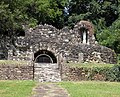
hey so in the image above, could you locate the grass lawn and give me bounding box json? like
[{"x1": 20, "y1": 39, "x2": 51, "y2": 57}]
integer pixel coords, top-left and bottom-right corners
[
  {"x1": 0, "y1": 80, "x2": 36, "y2": 97},
  {"x1": 1, "y1": 80, "x2": 120, "y2": 97},
  {"x1": 66, "y1": 62, "x2": 115, "y2": 68},
  {"x1": 0, "y1": 60, "x2": 30, "y2": 66},
  {"x1": 59, "y1": 81, "x2": 120, "y2": 97}
]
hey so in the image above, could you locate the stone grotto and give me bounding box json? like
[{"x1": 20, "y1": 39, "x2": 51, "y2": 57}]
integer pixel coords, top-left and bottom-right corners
[{"x1": 0, "y1": 20, "x2": 117, "y2": 82}]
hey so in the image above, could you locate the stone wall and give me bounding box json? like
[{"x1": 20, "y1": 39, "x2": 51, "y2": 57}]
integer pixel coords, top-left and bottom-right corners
[
  {"x1": 62, "y1": 64, "x2": 105, "y2": 81},
  {"x1": 66, "y1": 44, "x2": 117, "y2": 64},
  {"x1": 0, "y1": 63, "x2": 61, "y2": 82},
  {"x1": 0, "y1": 64, "x2": 33, "y2": 80},
  {"x1": 7, "y1": 21, "x2": 117, "y2": 64}
]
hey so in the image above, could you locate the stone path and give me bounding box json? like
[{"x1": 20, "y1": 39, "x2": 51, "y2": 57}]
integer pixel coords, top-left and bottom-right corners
[{"x1": 31, "y1": 83, "x2": 70, "y2": 97}]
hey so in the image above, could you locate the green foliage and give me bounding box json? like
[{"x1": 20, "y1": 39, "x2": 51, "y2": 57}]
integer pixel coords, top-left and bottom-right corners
[
  {"x1": 0, "y1": 2, "x2": 15, "y2": 35},
  {"x1": 0, "y1": 0, "x2": 29, "y2": 52},
  {"x1": 118, "y1": 54, "x2": 120, "y2": 63},
  {"x1": 105, "y1": 65, "x2": 120, "y2": 81},
  {"x1": 25, "y1": 0, "x2": 66, "y2": 29},
  {"x1": 0, "y1": 0, "x2": 67, "y2": 49},
  {"x1": 97, "y1": 19, "x2": 120, "y2": 53},
  {"x1": 87, "y1": 64, "x2": 120, "y2": 82},
  {"x1": 67, "y1": 0, "x2": 119, "y2": 27},
  {"x1": 66, "y1": 0, "x2": 120, "y2": 54},
  {"x1": 67, "y1": 63, "x2": 120, "y2": 82}
]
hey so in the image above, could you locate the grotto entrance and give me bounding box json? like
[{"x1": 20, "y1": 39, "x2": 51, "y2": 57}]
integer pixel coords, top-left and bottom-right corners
[
  {"x1": 34, "y1": 50, "x2": 57, "y2": 63},
  {"x1": 34, "y1": 50, "x2": 61, "y2": 82},
  {"x1": 35, "y1": 54, "x2": 53, "y2": 63}
]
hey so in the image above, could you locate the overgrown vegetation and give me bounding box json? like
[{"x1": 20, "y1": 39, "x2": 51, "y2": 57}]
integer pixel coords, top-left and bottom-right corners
[
  {"x1": 59, "y1": 81, "x2": 120, "y2": 97},
  {"x1": 0, "y1": 80, "x2": 36, "y2": 97},
  {"x1": 67, "y1": 63, "x2": 120, "y2": 81}
]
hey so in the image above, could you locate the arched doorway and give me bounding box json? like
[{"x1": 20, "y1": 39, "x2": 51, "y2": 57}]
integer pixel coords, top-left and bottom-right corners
[
  {"x1": 34, "y1": 50, "x2": 61, "y2": 82},
  {"x1": 34, "y1": 50, "x2": 57, "y2": 63},
  {"x1": 35, "y1": 54, "x2": 53, "y2": 63}
]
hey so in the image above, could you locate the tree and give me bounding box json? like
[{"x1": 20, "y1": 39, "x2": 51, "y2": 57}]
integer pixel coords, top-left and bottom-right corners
[
  {"x1": 97, "y1": 18, "x2": 120, "y2": 53},
  {"x1": 66, "y1": 0, "x2": 119, "y2": 28},
  {"x1": 25, "y1": 0, "x2": 67, "y2": 29},
  {"x1": 96, "y1": 0, "x2": 120, "y2": 53},
  {"x1": 0, "y1": 0, "x2": 28, "y2": 56},
  {"x1": 66, "y1": 0, "x2": 120, "y2": 54}
]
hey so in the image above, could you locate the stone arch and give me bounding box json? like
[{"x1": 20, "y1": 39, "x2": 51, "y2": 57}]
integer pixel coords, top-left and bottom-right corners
[
  {"x1": 78, "y1": 20, "x2": 94, "y2": 36},
  {"x1": 73, "y1": 20, "x2": 95, "y2": 44},
  {"x1": 32, "y1": 41, "x2": 61, "y2": 64},
  {"x1": 34, "y1": 50, "x2": 57, "y2": 63},
  {"x1": 0, "y1": 52, "x2": 6, "y2": 60}
]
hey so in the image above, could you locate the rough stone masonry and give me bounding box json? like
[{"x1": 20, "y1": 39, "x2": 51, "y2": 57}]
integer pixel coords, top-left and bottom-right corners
[
  {"x1": 7, "y1": 20, "x2": 117, "y2": 64},
  {"x1": 0, "y1": 20, "x2": 117, "y2": 82}
]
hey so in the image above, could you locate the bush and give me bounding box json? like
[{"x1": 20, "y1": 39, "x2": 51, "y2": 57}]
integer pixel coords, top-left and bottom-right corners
[
  {"x1": 88, "y1": 64, "x2": 120, "y2": 82},
  {"x1": 105, "y1": 65, "x2": 120, "y2": 81},
  {"x1": 117, "y1": 54, "x2": 120, "y2": 64},
  {"x1": 66, "y1": 63, "x2": 120, "y2": 82}
]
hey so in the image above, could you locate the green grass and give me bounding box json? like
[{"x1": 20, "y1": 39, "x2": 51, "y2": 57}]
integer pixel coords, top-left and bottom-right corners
[
  {"x1": 0, "y1": 60, "x2": 30, "y2": 66},
  {"x1": 59, "y1": 81, "x2": 120, "y2": 97},
  {"x1": 0, "y1": 80, "x2": 36, "y2": 97},
  {"x1": 1, "y1": 80, "x2": 120, "y2": 97},
  {"x1": 66, "y1": 62, "x2": 115, "y2": 68}
]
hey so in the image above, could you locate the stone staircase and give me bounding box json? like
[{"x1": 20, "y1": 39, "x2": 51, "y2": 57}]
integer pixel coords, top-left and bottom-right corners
[{"x1": 34, "y1": 63, "x2": 61, "y2": 82}]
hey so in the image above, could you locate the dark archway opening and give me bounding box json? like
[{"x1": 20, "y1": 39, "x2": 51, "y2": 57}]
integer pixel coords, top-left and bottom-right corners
[
  {"x1": 34, "y1": 50, "x2": 57, "y2": 63},
  {"x1": 0, "y1": 52, "x2": 6, "y2": 60},
  {"x1": 16, "y1": 28, "x2": 25, "y2": 37}
]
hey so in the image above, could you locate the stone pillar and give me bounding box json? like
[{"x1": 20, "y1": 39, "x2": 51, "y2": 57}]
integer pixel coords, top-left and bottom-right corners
[
  {"x1": 91, "y1": 35, "x2": 95, "y2": 44},
  {"x1": 8, "y1": 50, "x2": 13, "y2": 60},
  {"x1": 78, "y1": 53, "x2": 84, "y2": 63}
]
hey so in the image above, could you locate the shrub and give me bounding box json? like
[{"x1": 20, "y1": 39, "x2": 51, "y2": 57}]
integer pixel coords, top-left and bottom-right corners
[
  {"x1": 66, "y1": 63, "x2": 120, "y2": 82},
  {"x1": 105, "y1": 65, "x2": 120, "y2": 81},
  {"x1": 88, "y1": 64, "x2": 120, "y2": 81}
]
